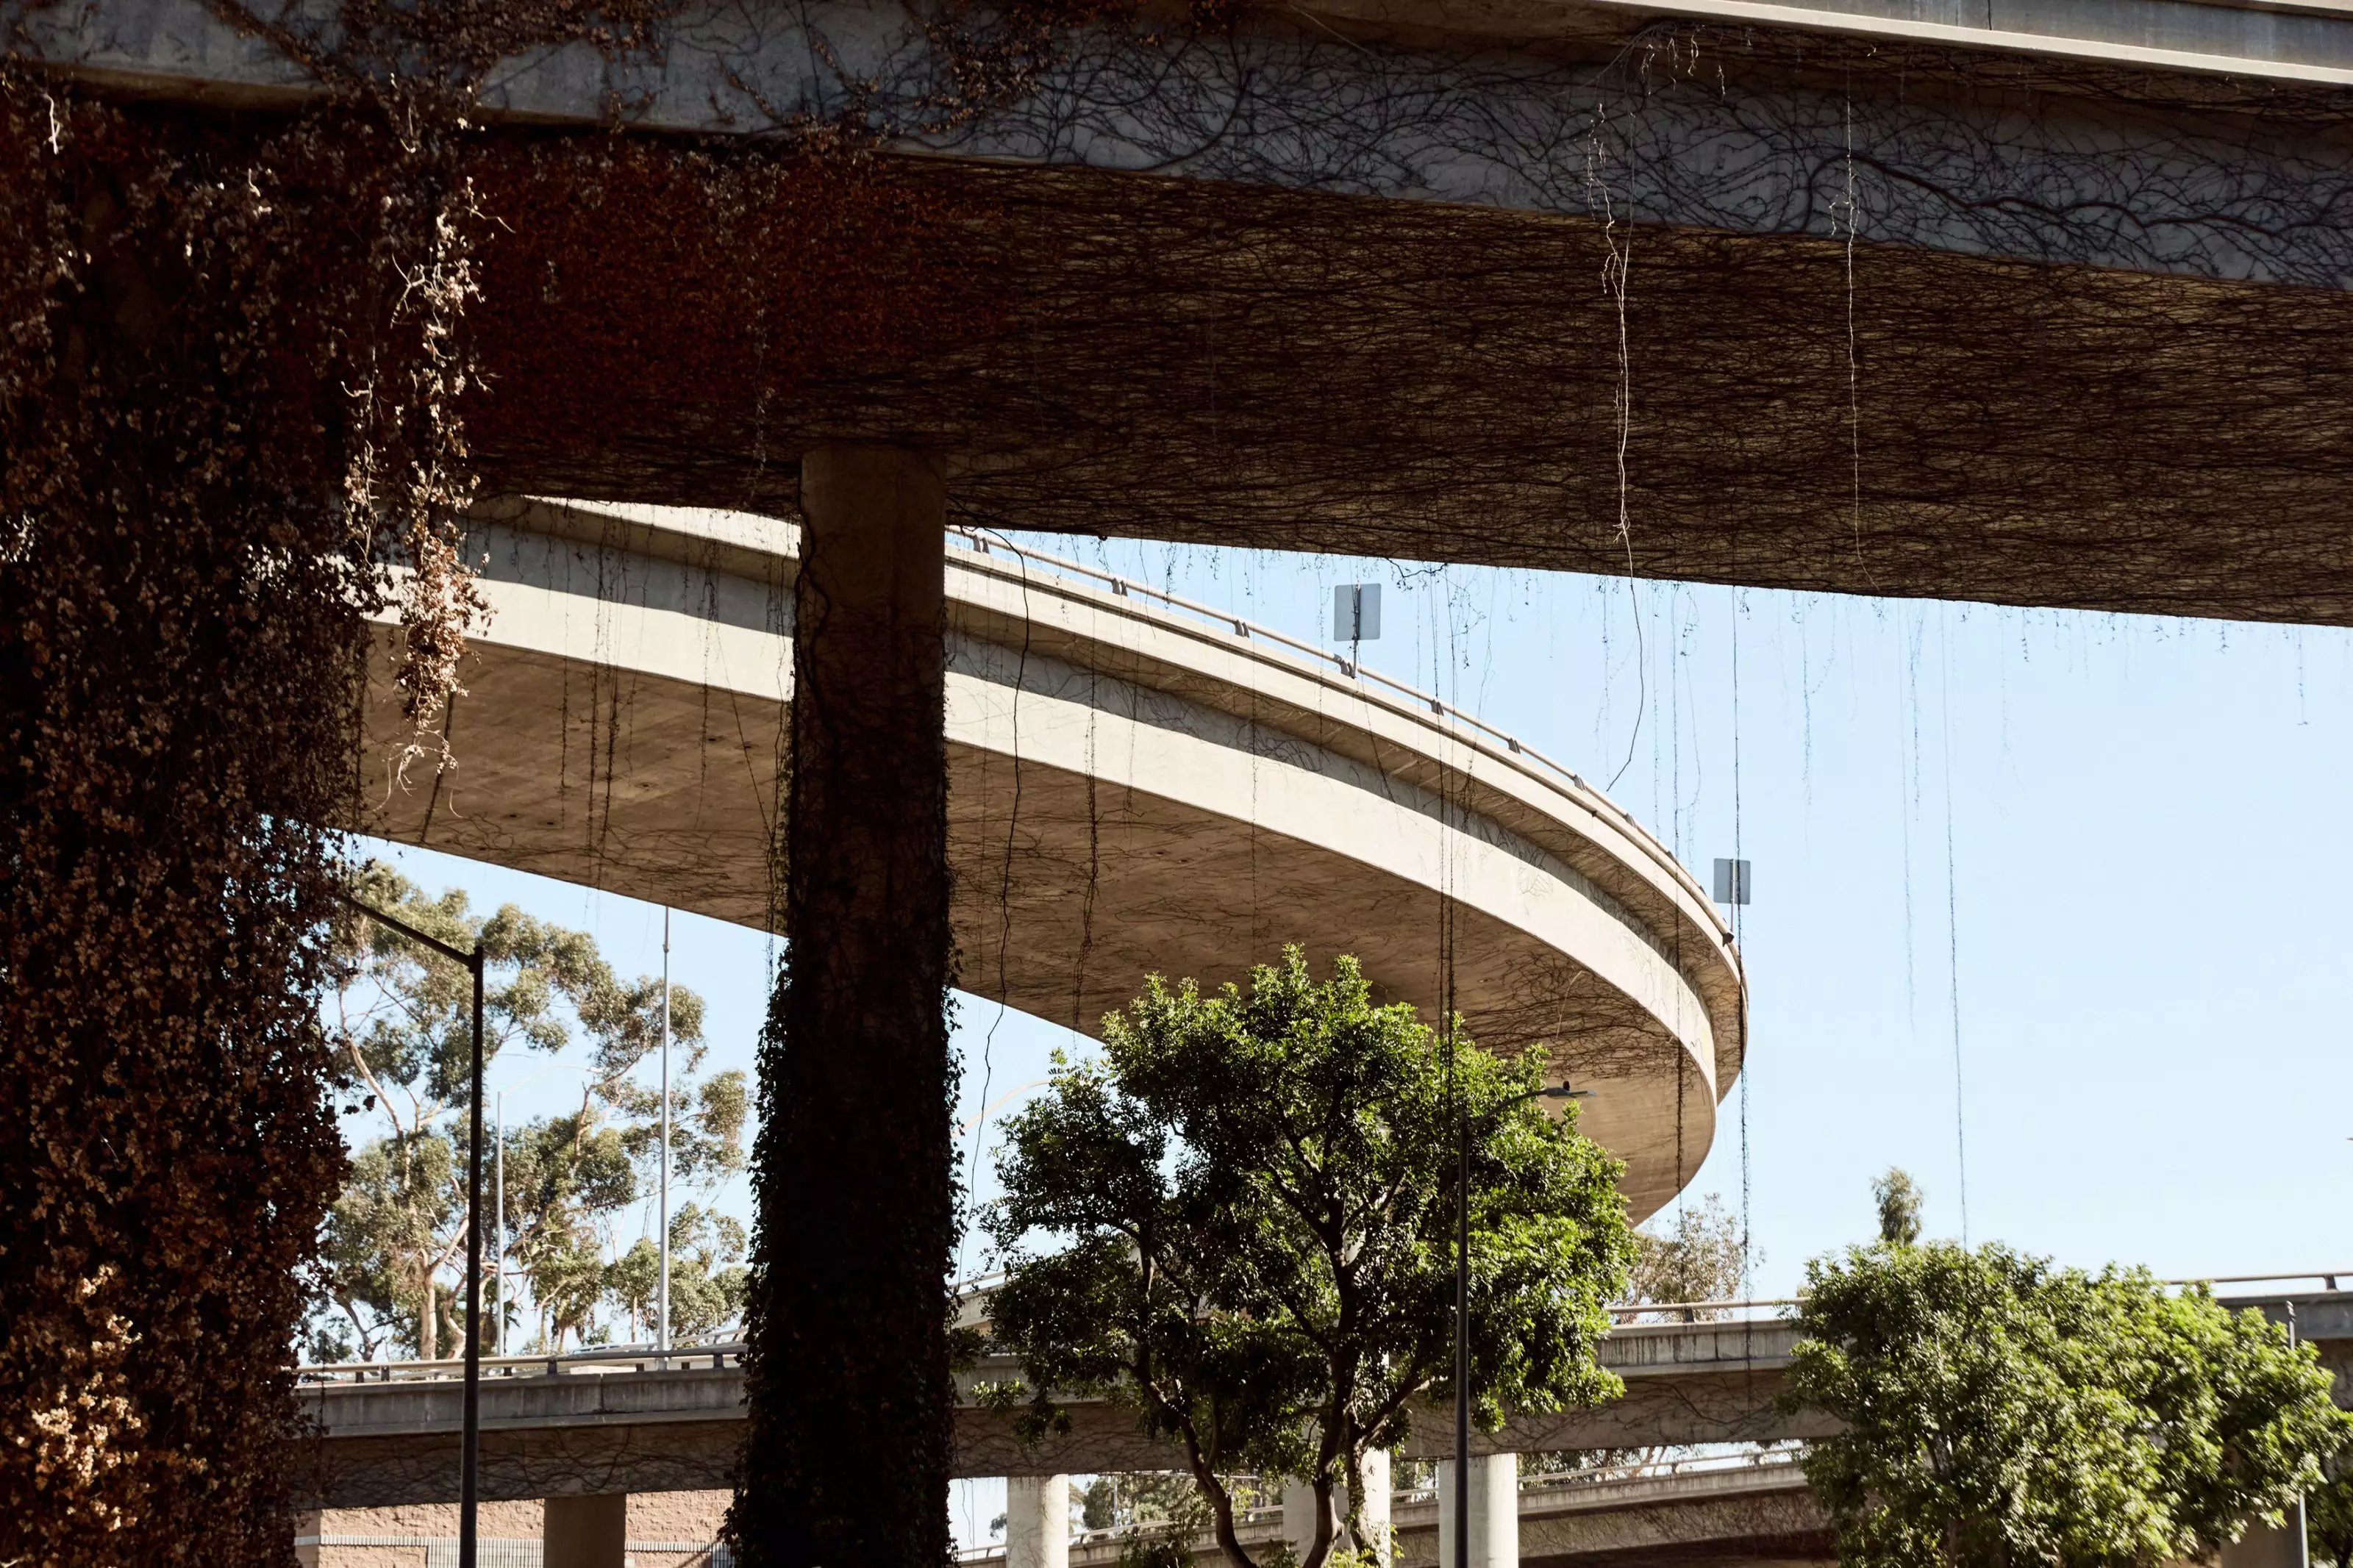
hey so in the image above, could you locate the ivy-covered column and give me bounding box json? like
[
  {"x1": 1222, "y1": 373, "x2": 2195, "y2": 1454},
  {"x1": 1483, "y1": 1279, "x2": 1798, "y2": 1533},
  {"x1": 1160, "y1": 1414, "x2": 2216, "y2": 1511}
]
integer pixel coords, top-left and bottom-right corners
[
  {"x1": 735, "y1": 445, "x2": 954, "y2": 1566},
  {"x1": 0, "y1": 85, "x2": 447, "y2": 1564}
]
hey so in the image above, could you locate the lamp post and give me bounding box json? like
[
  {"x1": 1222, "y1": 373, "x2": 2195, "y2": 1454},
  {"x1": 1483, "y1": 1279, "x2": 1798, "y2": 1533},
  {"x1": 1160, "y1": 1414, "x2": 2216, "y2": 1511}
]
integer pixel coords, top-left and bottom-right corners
[
  {"x1": 494, "y1": 1092, "x2": 504, "y2": 1357},
  {"x1": 658, "y1": 907, "x2": 671, "y2": 1361},
  {"x1": 1452, "y1": 1078, "x2": 1587, "y2": 1568},
  {"x1": 337, "y1": 889, "x2": 487, "y2": 1568}
]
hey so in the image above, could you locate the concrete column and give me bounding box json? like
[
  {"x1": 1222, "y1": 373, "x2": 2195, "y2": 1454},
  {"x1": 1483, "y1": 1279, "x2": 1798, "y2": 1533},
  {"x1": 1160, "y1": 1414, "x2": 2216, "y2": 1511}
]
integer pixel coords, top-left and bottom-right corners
[
  {"x1": 1284, "y1": 1452, "x2": 1393, "y2": 1564},
  {"x1": 1282, "y1": 1478, "x2": 1333, "y2": 1563},
  {"x1": 1357, "y1": 1449, "x2": 1393, "y2": 1566},
  {"x1": 2221, "y1": 1503, "x2": 2309, "y2": 1568},
  {"x1": 1007, "y1": 1475, "x2": 1071, "y2": 1568},
  {"x1": 735, "y1": 445, "x2": 953, "y2": 1565},
  {"x1": 1436, "y1": 1454, "x2": 1518, "y2": 1568},
  {"x1": 543, "y1": 1493, "x2": 626, "y2": 1568}
]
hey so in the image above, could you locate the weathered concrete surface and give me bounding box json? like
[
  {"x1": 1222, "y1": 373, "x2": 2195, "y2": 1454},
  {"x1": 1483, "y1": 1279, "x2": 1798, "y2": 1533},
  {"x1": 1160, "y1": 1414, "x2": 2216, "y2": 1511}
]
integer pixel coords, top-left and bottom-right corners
[
  {"x1": 297, "y1": 1296, "x2": 2353, "y2": 1509},
  {"x1": 360, "y1": 498, "x2": 1742, "y2": 1217},
  {"x1": 296, "y1": 1322, "x2": 1822, "y2": 1507},
  {"x1": 1503, "y1": 1465, "x2": 1828, "y2": 1568},
  {"x1": 20, "y1": 2, "x2": 2353, "y2": 627},
  {"x1": 18, "y1": 0, "x2": 2353, "y2": 318},
  {"x1": 964, "y1": 1461, "x2": 1827, "y2": 1568}
]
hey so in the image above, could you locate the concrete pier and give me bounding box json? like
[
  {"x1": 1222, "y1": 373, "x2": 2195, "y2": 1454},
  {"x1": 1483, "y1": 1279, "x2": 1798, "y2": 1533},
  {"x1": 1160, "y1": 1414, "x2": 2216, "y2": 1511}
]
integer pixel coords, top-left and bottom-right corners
[
  {"x1": 738, "y1": 446, "x2": 955, "y2": 1563},
  {"x1": 1007, "y1": 1475, "x2": 1072, "y2": 1568},
  {"x1": 1438, "y1": 1454, "x2": 1520, "y2": 1568}
]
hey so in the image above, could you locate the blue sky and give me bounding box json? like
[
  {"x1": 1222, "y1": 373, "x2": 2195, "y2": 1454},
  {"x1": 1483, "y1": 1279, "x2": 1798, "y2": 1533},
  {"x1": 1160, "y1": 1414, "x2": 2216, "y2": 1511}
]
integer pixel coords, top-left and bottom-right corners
[{"x1": 357, "y1": 536, "x2": 2353, "y2": 1314}]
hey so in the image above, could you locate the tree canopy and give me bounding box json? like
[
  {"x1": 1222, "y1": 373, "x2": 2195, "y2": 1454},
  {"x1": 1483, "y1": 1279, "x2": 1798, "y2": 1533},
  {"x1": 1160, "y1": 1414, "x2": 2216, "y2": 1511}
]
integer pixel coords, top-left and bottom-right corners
[
  {"x1": 984, "y1": 948, "x2": 1635, "y2": 1568},
  {"x1": 1871, "y1": 1167, "x2": 1923, "y2": 1248},
  {"x1": 307, "y1": 864, "x2": 747, "y2": 1361},
  {"x1": 1785, "y1": 1231, "x2": 2347, "y2": 1568}
]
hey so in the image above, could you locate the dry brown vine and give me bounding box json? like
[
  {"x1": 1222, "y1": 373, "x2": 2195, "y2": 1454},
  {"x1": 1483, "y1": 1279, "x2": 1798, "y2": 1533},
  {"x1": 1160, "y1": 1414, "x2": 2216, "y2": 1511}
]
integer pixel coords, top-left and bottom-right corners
[{"x1": 0, "y1": 83, "x2": 438, "y2": 1564}]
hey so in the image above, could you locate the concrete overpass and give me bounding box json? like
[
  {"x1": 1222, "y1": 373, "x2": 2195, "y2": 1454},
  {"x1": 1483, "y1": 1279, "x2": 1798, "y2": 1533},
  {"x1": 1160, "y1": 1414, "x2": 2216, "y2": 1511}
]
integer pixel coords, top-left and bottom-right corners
[
  {"x1": 296, "y1": 1317, "x2": 1821, "y2": 1510},
  {"x1": 27, "y1": 2, "x2": 2353, "y2": 1556},
  {"x1": 295, "y1": 1288, "x2": 2353, "y2": 1509},
  {"x1": 957, "y1": 1454, "x2": 1827, "y2": 1568},
  {"x1": 295, "y1": 1288, "x2": 2349, "y2": 1562},
  {"x1": 356, "y1": 497, "x2": 1744, "y2": 1216},
  {"x1": 18, "y1": 0, "x2": 2353, "y2": 624}
]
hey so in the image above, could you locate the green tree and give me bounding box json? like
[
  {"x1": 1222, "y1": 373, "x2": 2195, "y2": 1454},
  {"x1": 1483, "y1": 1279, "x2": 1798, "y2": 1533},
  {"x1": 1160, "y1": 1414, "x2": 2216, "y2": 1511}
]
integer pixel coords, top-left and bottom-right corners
[
  {"x1": 2310, "y1": 1447, "x2": 2353, "y2": 1566},
  {"x1": 1785, "y1": 1236, "x2": 2347, "y2": 1567},
  {"x1": 306, "y1": 864, "x2": 747, "y2": 1361},
  {"x1": 1629, "y1": 1191, "x2": 1749, "y2": 1315},
  {"x1": 1527, "y1": 1191, "x2": 1756, "y2": 1480},
  {"x1": 1871, "y1": 1167, "x2": 1924, "y2": 1247},
  {"x1": 1077, "y1": 1472, "x2": 1243, "y2": 1568},
  {"x1": 608, "y1": 1203, "x2": 750, "y2": 1342},
  {"x1": 985, "y1": 948, "x2": 1635, "y2": 1568}
]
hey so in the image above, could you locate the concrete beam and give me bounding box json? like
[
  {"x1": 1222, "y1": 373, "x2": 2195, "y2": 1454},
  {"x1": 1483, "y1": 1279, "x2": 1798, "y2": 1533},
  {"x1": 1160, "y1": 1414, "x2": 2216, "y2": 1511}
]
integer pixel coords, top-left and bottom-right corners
[
  {"x1": 13, "y1": 0, "x2": 2352, "y2": 285},
  {"x1": 293, "y1": 1322, "x2": 1821, "y2": 1508},
  {"x1": 21, "y1": 7, "x2": 2353, "y2": 625},
  {"x1": 296, "y1": 1297, "x2": 2353, "y2": 1509}
]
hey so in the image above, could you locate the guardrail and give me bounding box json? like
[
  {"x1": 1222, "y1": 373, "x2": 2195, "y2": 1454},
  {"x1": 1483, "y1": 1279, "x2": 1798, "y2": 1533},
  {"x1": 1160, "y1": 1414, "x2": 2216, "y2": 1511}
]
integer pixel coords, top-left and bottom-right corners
[
  {"x1": 299, "y1": 1339, "x2": 744, "y2": 1385},
  {"x1": 1607, "y1": 1297, "x2": 1797, "y2": 1322},
  {"x1": 945, "y1": 527, "x2": 1727, "y2": 932}
]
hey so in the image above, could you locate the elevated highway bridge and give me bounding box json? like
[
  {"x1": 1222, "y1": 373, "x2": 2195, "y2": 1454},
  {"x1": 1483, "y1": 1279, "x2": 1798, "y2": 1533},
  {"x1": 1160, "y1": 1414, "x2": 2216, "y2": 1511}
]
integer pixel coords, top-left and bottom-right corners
[
  {"x1": 19, "y1": 0, "x2": 2353, "y2": 626},
  {"x1": 291, "y1": 1289, "x2": 2352, "y2": 1567},
  {"x1": 295, "y1": 1290, "x2": 2353, "y2": 1509},
  {"x1": 357, "y1": 496, "x2": 1744, "y2": 1217},
  {"x1": 296, "y1": 1315, "x2": 1819, "y2": 1509},
  {"x1": 21, "y1": 0, "x2": 2353, "y2": 1555}
]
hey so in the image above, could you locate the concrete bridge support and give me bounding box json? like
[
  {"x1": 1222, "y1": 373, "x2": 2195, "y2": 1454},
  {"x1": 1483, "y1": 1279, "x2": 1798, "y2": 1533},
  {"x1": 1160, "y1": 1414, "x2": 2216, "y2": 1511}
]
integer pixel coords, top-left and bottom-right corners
[
  {"x1": 2221, "y1": 1506, "x2": 2310, "y2": 1568},
  {"x1": 735, "y1": 445, "x2": 957, "y2": 1564},
  {"x1": 1008, "y1": 1475, "x2": 1071, "y2": 1568},
  {"x1": 1360, "y1": 1450, "x2": 1393, "y2": 1566},
  {"x1": 1283, "y1": 1451, "x2": 1396, "y2": 1564},
  {"x1": 1438, "y1": 1455, "x2": 1519, "y2": 1568}
]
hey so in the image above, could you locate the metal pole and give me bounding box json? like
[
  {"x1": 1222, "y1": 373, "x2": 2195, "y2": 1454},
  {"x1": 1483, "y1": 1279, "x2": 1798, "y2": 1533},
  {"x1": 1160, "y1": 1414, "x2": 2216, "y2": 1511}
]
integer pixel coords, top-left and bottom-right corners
[
  {"x1": 659, "y1": 908, "x2": 672, "y2": 1358},
  {"x1": 327, "y1": 891, "x2": 488, "y2": 1566},
  {"x1": 494, "y1": 1093, "x2": 504, "y2": 1357},
  {"x1": 1449, "y1": 1079, "x2": 1576, "y2": 1568},
  {"x1": 2288, "y1": 1303, "x2": 2312, "y2": 1568},
  {"x1": 460, "y1": 945, "x2": 485, "y2": 1568},
  {"x1": 1454, "y1": 1079, "x2": 1471, "y2": 1568}
]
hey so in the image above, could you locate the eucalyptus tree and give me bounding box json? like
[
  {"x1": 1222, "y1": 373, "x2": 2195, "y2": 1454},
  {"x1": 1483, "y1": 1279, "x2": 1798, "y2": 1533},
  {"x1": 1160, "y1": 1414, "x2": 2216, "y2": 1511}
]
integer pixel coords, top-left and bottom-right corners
[
  {"x1": 984, "y1": 948, "x2": 1635, "y2": 1568},
  {"x1": 1871, "y1": 1167, "x2": 1924, "y2": 1247},
  {"x1": 609, "y1": 1203, "x2": 750, "y2": 1343},
  {"x1": 1785, "y1": 1225, "x2": 2347, "y2": 1568},
  {"x1": 307, "y1": 864, "x2": 746, "y2": 1360},
  {"x1": 1627, "y1": 1191, "x2": 1748, "y2": 1314}
]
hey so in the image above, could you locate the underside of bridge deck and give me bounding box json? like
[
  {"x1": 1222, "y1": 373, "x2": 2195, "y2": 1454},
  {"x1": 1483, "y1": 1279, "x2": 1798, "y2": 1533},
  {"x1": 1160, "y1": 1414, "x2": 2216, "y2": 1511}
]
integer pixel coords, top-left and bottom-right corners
[{"x1": 454, "y1": 143, "x2": 2353, "y2": 626}]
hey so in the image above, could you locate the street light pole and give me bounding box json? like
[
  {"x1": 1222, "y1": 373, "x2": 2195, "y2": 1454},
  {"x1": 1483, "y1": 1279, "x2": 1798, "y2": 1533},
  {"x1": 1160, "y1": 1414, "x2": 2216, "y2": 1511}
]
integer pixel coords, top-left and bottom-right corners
[
  {"x1": 463, "y1": 942, "x2": 485, "y2": 1568},
  {"x1": 1453, "y1": 1098, "x2": 1471, "y2": 1568},
  {"x1": 1453, "y1": 1078, "x2": 1587, "y2": 1568},
  {"x1": 494, "y1": 1092, "x2": 504, "y2": 1357},
  {"x1": 658, "y1": 907, "x2": 671, "y2": 1360},
  {"x1": 336, "y1": 889, "x2": 487, "y2": 1568}
]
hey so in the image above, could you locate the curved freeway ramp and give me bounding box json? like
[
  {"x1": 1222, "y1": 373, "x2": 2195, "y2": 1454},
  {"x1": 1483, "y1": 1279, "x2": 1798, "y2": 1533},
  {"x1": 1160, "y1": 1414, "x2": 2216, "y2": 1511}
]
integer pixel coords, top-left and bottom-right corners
[{"x1": 360, "y1": 498, "x2": 1743, "y2": 1218}]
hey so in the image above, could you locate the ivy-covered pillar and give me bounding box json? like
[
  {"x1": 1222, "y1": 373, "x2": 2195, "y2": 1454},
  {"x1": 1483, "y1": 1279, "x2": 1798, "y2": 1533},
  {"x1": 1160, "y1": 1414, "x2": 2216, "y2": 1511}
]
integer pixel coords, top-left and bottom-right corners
[
  {"x1": 0, "y1": 85, "x2": 434, "y2": 1565},
  {"x1": 735, "y1": 445, "x2": 954, "y2": 1566}
]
